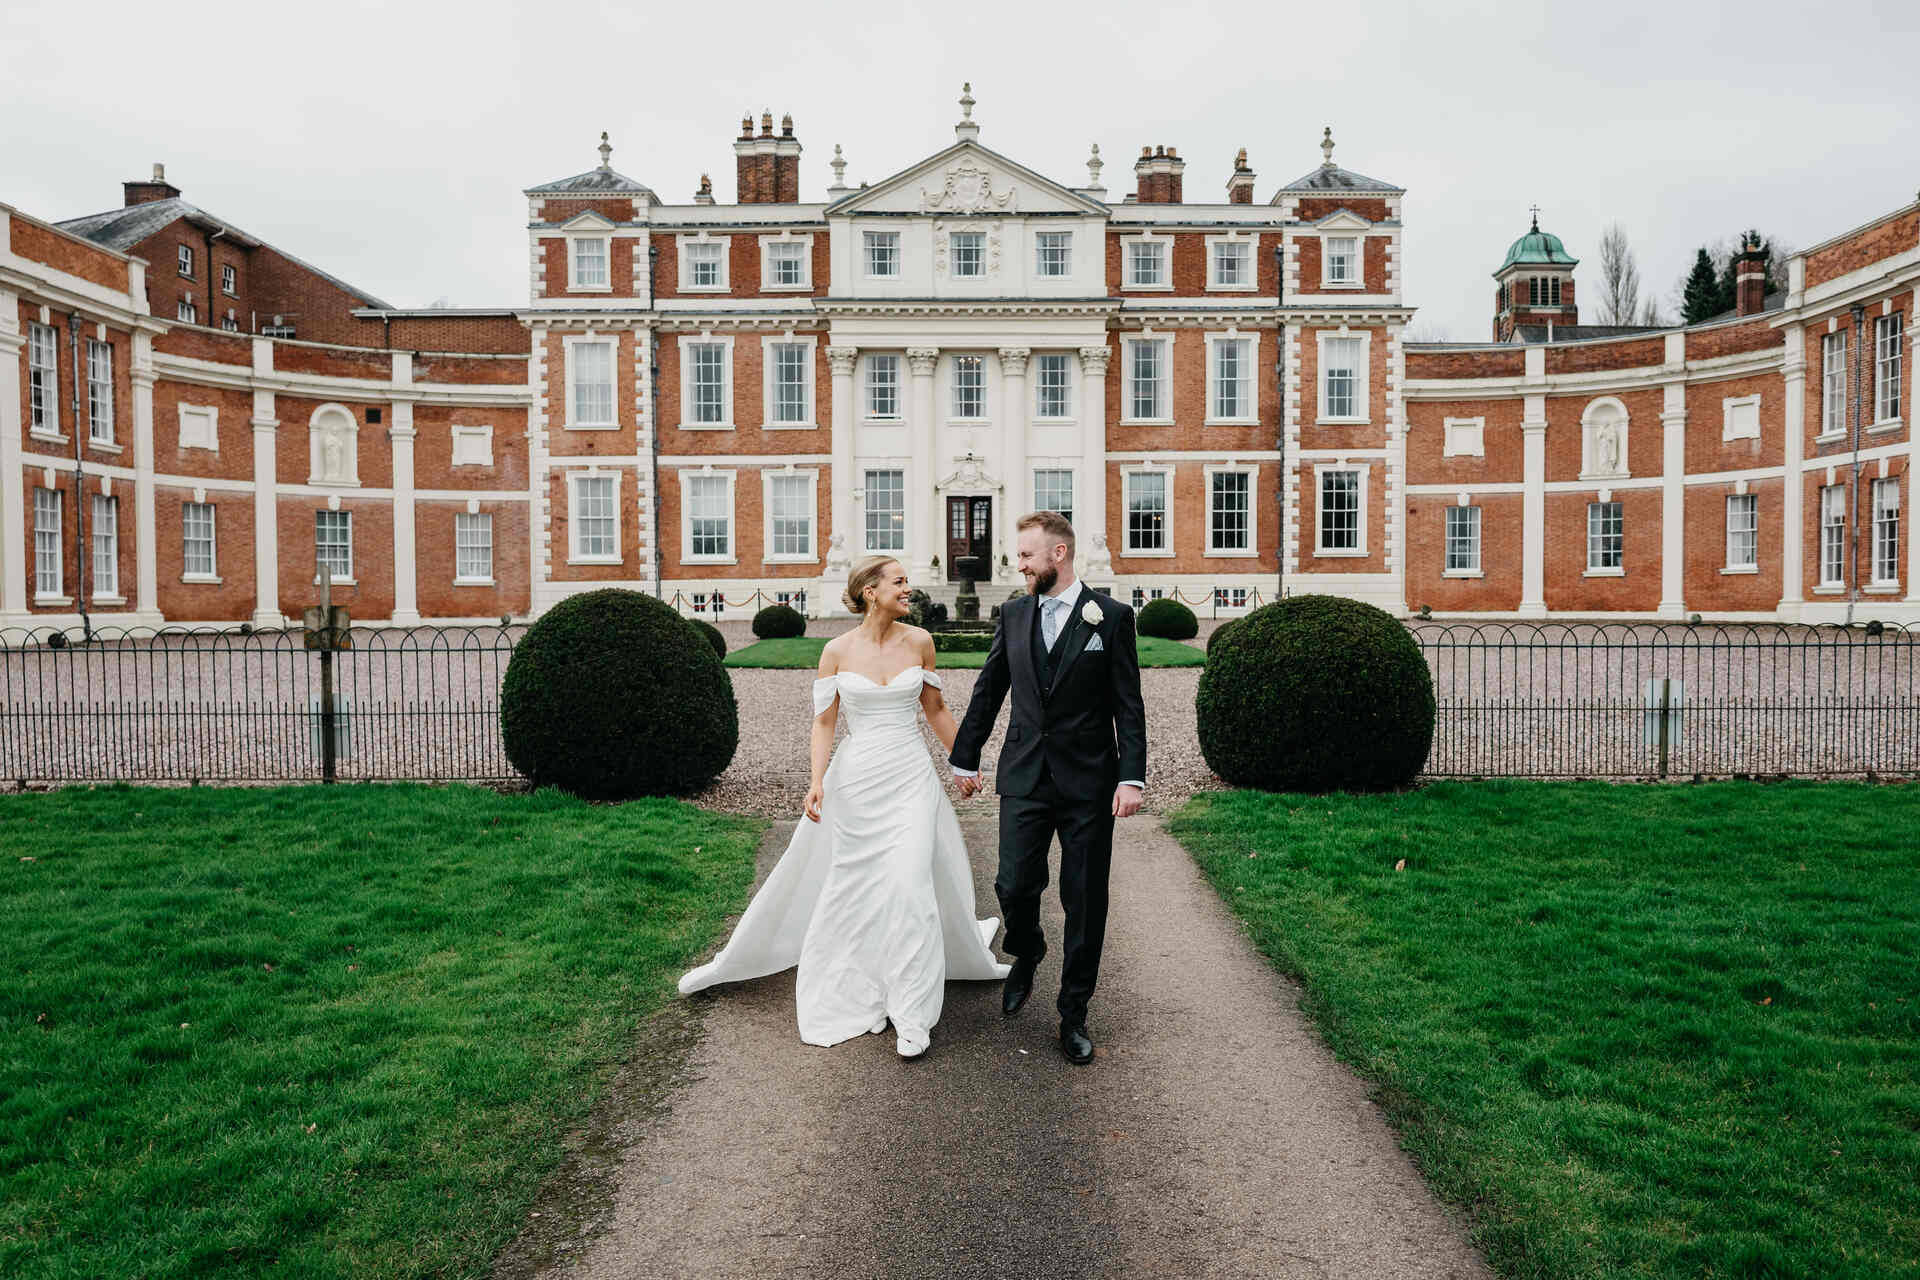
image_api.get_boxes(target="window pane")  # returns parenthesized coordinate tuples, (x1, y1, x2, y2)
(571, 341, 614, 424)
(950, 232, 983, 277)
(865, 469, 904, 551)
(770, 241, 806, 286)
(1036, 232, 1071, 277)
(867, 354, 899, 418)
(952, 355, 984, 418)
(1128, 241, 1164, 286)
(772, 343, 808, 423)
(1319, 470, 1360, 551)
(864, 231, 898, 277)
(1214, 241, 1249, 286)
(1130, 340, 1164, 419)
(1586, 501, 1623, 570)
(1820, 486, 1846, 584)
(28, 324, 56, 431)
(34, 488, 61, 596)
(688, 242, 722, 287)
(1874, 478, 1900, 582)
(1210, 471, 1250, 551)
(455, 512, 493, 580)
(688, 475, 730, 557)
(1033, 469, 1073, 526)
(1823, 332, 1847, 434)
(1445, 505, 1481, 571)
(1126, 472, 1166, 551)
(316, 510, 353, 579)
(1213, 338, 1250, 419)
(1322, 336, 1361, 419)
(771, 474, 812, 556)
(575, 476, 616, 559)
(1327, 236, 1355, 282)
(690, 343, 726, 423)
(1877, 314, 1904, 423)
(574, 237, 607, 287)
(88, 340, 113, 442)
(183, 502, 216, 576)
(1726, 494, 1758, 569)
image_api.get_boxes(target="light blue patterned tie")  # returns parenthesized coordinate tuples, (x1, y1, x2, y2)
(1042, 595, 1063, 650)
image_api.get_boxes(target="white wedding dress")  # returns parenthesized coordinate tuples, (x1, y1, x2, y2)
(678, 667, 1010, 1055)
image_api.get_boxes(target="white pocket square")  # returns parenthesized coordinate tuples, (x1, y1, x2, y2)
(1083, 634, 1104, 652)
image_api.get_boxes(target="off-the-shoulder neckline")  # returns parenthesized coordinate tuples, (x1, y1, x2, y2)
(816, 667, 935, 687)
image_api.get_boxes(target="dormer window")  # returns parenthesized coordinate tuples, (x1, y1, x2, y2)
(570, 236, 609, 289)
(178, 245, 194, 277)
(1325, 236, 1356, 284)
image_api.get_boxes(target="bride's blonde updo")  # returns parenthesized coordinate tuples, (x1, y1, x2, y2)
(843, 554, 902, 615)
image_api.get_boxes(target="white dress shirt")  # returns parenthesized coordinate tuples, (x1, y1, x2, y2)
(949, 576, 1144, 792)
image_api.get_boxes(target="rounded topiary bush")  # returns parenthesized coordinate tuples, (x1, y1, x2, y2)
(1137, 597, 1198, 640)
(501, 589, 737, 799)
(1197, 595, 1433, 792)
(751, 603, 806, 640)
(1206, 617, 1242, 654)
(690, 617, 727, 658)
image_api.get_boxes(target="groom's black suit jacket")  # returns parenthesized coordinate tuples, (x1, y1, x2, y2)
(950, 588, 1148, 800)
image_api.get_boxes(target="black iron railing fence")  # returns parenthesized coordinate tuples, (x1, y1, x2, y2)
(0, 619, 1913, 786)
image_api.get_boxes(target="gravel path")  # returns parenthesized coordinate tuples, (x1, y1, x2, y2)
(493, 814, 1493, 1279)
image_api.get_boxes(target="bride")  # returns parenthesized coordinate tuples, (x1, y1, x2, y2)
(678, 555, 1010, 1058)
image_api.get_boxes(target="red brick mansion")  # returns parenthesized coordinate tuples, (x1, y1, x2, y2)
(4, 90, 1915, 628)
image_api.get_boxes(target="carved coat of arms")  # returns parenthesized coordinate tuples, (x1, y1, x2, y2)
(921, 162, 1015, 214)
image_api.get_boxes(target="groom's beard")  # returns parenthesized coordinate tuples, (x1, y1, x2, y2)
(1027, 563, 1059, 596)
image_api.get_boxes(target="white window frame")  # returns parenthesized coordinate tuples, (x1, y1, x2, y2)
(87, 339, 115, 444)
(1121, 465, 1174, 557)
(949, 354, 986, 421)
(863, 468, 906, 553)
(863, 230, 900, 280)
(1122, 335, 1172, 425)
(177, 244, 194, 277)
(1821, 331, 1848, 438)
(1034, 353, 1073, 420)
(221, 263, 237, 296)
(33, 487, 63, 600)
(568, 236, 611, 292)
(763, 469, 819, 563)
(1444, 504, 1482, 576)
(1442, 416, 1485, 458)
(563, 335, 618, 430)
(1121, 234, 1170, 291)
(679, 235, 729, 292)
(176, 298, 196, 324)
(1724, 492, 1758, 572)
(451, 423, 494, 468)
(1585, 500, 1624, 576)
(758, 233, 813, 291)
(1314, 464, 1368, 557)
(182, 501, 218, 582)
(1206, 234, 1256, 292)
(1204, 332, 1259, 426)
(314, 509, 354, 585)
(679, 469, 736, 566)
(28, 323, 60, 438)
(678, 334, 735, 430)
(1721, 394, 1761, 443)
(1874, 313, 1903, 426)
(90, 494, 120, 601)
(1323, 235, 1359, 287)
(1203, 463, 1258, 557)
(220, 312, 238, 332)
(1032, 468, 1074, 525)
(1035, 231, 1073, 279)
(1819, 485, 1846, 587)
(762, 335, 817, 429)
(454, 511, 495, 585)
(1872, 476, 1900, 586)
(1316, 330, 1371, 424)
(568, 471, 622, 565)
(865, 354, 901, 420)
(177, 401, 219, 452)
(949, 231, 985, 279)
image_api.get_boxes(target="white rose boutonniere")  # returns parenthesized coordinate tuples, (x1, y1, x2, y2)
(1080, 599, 1103, 627)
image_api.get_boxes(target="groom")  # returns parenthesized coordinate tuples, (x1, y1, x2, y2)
(950, 511, 1147, 1065)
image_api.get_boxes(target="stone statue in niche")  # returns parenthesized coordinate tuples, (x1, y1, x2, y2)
(1596, 421, 1622, 473)
(1585, 404, 1627, 478)
(311, 411, 358, 485)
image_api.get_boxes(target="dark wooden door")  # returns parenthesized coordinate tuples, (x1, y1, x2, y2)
(946, 496, 992, 581)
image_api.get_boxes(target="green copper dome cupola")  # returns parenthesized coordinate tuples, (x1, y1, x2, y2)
(1491, 206, 1581, 341)
(1495, 208, 1580, 275)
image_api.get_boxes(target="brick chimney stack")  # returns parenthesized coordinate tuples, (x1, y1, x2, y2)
(735, 111, 802, 203)
(1134, 145, 1186, 204)
(1735, 235, 1769, 316)
(1226, 148, 1255, 204)
(124, 162, 181, 207)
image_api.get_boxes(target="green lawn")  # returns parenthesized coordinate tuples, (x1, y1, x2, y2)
(725, 634, 1206, 668)
(0, 783, 762, 1280)
(1169, 781, 1920, 1280)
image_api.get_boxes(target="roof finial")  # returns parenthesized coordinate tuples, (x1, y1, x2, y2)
(960, 81, 974, 121)
(597, 132, 612, 170)
(954, 82, 980, 141)
(1086, 142, 1104, 191)
(1529, 203, 1541, 231)
(1320, 126, 1335, 169)
(829, 144, 849, 195)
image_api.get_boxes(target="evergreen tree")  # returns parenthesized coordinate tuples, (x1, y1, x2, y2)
(1681, 248, 1722, 324)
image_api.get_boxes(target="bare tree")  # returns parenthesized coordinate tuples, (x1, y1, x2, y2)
(1596, 223, 1643, 325)
(1637, 297, 1665, 327)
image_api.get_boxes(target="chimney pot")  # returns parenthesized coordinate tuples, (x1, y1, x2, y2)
(741, 113, 754, 138)
(760, 110, 774, 137)
(153, 162, 166, 181)
(781, 112, 794, 137)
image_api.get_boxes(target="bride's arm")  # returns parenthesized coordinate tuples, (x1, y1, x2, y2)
(915, 630, 960, 756)
(805, 641, 841, 822)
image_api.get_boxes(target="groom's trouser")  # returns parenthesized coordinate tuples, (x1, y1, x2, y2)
(996, 766, 1116, 1027)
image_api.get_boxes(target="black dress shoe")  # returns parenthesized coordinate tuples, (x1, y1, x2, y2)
(1002, 956, 1041, 1016)
(1060, 1023, 1094, 1065)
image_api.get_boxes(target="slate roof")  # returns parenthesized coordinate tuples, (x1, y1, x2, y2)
(1277, 163, 1404, 194)
(523, 166, 655, 196)
(1509, 323, 1664, 344)
(57, 197, 393, 309)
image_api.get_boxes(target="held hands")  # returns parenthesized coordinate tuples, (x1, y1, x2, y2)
(803, 782, 825, 823)
(1111, 783, 1143, 819)
(954, 773, 981, 800)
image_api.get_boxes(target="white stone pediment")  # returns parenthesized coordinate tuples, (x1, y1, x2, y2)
(558, 210, 618, 231)
(829, 141, 1105, 217)
(1311, 209, 1374, 230)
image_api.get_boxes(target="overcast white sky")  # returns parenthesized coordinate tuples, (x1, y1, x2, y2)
(5, 0, 1917, 340)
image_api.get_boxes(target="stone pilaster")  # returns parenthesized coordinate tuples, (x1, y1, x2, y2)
(1078, 345, 1113, 583)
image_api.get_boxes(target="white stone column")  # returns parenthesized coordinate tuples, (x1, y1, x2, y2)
(907, 347, 940, 583)
(388, 405, 420, 627)
(130, 331, 161, 625)
(1078, 345, 1113, 583)
(1906, 289, 1920, 607)
(1519, 398, 1548, 617)
(250, 337, 284, 628)
(1659, 385, 1687, 619)
(0, 288, 28, 624)
(823, 346, 858, 608)
(998, 347, 1030, 581)
(1779, 327, 1806, 619)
